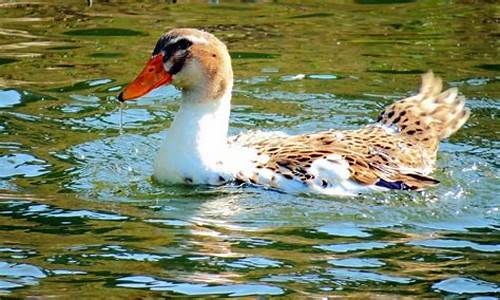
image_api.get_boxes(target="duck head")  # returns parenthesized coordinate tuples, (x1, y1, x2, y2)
(118, 28, 233, 102)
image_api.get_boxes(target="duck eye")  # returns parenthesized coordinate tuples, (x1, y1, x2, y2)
(174, 39, 192, 51)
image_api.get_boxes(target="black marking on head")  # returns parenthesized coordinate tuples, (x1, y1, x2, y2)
(152, 35, 193, 74)
(169, 54, 189, 75)
(152, 35, 193, 56)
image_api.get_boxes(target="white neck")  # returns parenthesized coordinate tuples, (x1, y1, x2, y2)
(153, 88, 232, 184)
(172, 89, 231, 152)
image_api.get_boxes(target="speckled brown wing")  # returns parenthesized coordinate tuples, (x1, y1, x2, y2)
(238, 127, 439, 190)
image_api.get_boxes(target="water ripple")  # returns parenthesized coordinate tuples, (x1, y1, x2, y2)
(223, 257, 283, 269)
(115, 275, 284, 296)
(0, 261, 46, 291)
(432, 277, 499, 295)
(408, 239, 500, 253)
(328, 258, 385, 268)
(315, 242, 392, 253)
(0, 153, 50, 179)
(326, 268, 414, 284)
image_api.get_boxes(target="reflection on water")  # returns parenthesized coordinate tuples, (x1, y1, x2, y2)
(0, 0, 498, 298)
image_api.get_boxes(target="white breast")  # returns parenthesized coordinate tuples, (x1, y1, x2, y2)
(153, 90, 240, 185)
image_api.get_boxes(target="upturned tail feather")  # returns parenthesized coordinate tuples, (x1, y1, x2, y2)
(378, 70, 470, 155)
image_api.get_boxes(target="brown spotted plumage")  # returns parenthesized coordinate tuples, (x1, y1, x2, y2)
(232, 71, 469, 191)
(378, 71, 470, 159)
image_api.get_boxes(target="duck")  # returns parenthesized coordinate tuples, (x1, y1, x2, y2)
(117, 28, 470, 196)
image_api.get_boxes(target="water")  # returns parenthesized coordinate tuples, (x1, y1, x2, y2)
(0, 0, 498, 298)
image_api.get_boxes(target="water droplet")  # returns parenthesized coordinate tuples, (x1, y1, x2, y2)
(119, 102, 124, 134)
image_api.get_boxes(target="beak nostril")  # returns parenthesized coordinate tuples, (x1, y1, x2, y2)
(148, 68, 154, 73)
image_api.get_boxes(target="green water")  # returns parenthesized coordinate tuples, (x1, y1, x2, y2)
(0, 0, 498, 298)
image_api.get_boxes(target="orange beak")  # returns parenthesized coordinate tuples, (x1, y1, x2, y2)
(118, 53, 172, 101)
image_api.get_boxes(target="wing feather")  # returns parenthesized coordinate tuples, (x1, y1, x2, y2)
(231, 126, 439, 191)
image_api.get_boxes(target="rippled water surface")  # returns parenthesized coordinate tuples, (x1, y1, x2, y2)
(0, 0, 498, 298)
